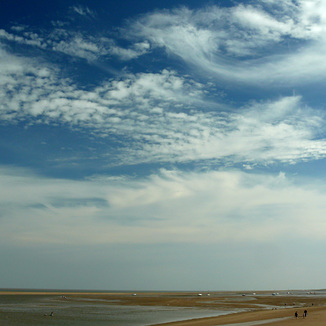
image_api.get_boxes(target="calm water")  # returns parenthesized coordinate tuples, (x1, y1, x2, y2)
(0, 295, 235, 326)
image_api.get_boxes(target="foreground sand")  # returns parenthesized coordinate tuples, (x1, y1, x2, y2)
(1, 290, 325, 325)
(153, 306, 326, 325)
(148, 291, 326, 326)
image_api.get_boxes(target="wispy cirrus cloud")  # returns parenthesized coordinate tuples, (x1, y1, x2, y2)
(126, 1, 326, 85)
(5, 0, 326, 81)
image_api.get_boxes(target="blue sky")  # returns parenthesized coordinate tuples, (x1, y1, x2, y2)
(1, 0, 326, 291)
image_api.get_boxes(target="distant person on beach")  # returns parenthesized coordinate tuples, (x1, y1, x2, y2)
(295, 311, 298, 318)
(304, 309, 307, 317)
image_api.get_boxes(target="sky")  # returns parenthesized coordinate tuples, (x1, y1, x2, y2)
(1, 0, 326, 291)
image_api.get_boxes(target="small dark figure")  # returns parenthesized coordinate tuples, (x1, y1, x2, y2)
(44, 311, 54, 317)
(295, 311, 298, 318)
(304, 309, 307, 317)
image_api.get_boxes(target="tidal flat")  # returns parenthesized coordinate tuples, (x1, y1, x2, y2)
(0, 290, 325, 326)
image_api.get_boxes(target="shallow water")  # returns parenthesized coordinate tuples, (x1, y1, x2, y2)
(0, 295, 236, 326)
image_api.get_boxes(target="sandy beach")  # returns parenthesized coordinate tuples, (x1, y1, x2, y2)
(149, 291, 326, 326)
(153, 306, 326, 325)
(0, 290, 325, 325)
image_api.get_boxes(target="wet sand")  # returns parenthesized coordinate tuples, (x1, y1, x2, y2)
(1, 290, 325, 325)
(153, 306, 326, 325)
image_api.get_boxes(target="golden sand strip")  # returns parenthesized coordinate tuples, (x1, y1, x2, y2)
(152, 306, 326, 326)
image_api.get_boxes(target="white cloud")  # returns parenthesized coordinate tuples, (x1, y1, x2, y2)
(117, 95, 326, 166)
(3, 1, 326, 81)
(2, 1, 326, 168)
(0, 48, 205, 124)
(108, 41, 150, 60)
(127, 1, 326, 84)
(1, 167, 326, 246)
(52, 35, 106, 61)
(10, 25, 26, 32)
(0, 28, 103, 61)
(232, 5, 291, 36)
(1, 47, 326, 166)
(0, 26, 149, 62)
(0, 29, 47, 48)
(72, 6, 96, 18)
